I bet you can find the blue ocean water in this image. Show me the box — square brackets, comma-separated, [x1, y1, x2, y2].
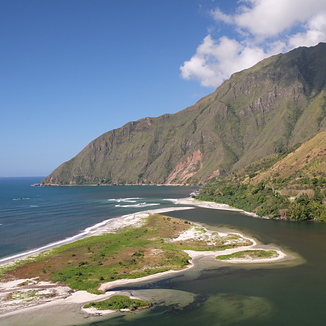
[0, 177, 196, 262]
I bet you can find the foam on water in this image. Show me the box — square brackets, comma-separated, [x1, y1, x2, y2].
[12, 198, 30, 201]
[0, 206, 195, 265]
[0, 177, 197, 264]
[115, 203, 160, 208]
[108, 197, 142, 203]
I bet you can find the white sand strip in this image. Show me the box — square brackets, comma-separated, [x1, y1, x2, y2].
[168, 197, 264, 218]
[89, 206, 195, 236]
[98, 265, 193, 292]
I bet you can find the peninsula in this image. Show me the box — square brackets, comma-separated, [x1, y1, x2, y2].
[0, 200, 294, 325]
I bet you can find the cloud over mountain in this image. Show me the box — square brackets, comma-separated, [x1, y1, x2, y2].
[180, 0, 326, 88]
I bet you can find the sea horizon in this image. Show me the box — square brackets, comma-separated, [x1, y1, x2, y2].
[0, 177, 196, 262]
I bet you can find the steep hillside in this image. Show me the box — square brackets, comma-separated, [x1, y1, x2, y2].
[197, 130, 326, 221]
[252, 130, 326, 185]
[43, 43, 326, 185]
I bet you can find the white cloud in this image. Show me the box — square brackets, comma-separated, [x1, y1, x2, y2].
[180, 36, 268, 87]
[233, 0, 325, 37]
[289, 12, 326, 47]
[181, 0, 326, 88]
[211, 8, 234, 24]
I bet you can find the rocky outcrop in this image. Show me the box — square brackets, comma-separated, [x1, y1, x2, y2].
[165, 150, 203, 184]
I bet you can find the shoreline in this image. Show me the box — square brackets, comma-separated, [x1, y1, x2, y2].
[0, 197, 293, 322]
[39, 183, 195, 186]
[0, 196, 260, 266]
[0, 206, 195, 266]
[167, 197, 263, 218]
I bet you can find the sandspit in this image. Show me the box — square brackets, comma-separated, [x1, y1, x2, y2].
[167, 197, 262, 218]
[0, 199, 292, 324]
[0, 206, 195, 267]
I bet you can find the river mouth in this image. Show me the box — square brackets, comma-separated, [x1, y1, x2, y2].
[0, 215, 304, 326]
[1, 181, 326, 326]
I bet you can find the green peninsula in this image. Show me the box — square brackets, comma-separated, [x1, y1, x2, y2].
[1, 214, 253, 294]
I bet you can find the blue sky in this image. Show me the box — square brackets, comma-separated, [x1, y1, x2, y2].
[1, 0, 326, 177]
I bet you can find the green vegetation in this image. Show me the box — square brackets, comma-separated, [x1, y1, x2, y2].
[197, 180, 290, 218]
[1, 215, 190, 293]
[197, 129, 326, 223]
[1, 214, 251, 293]
[216, 250, 278, 260]
[287, 194, 326, 221]
[42, 43, 326, 186]
[4, 289, 56, 302]
[84, 295, 151, 311]
[198, 176, 326, 222]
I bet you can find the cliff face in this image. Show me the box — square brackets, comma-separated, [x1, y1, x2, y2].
[43, 43, 326, 185]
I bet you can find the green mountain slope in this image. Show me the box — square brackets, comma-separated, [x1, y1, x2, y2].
[43, 43, 326, 185]
[251, 130, 326, 185]
[197, 130, 326, 221]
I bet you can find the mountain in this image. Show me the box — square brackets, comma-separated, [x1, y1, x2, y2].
[251, 130, 326, 187]
[196, 129, 326, 221]
[42, 43, 326, 186]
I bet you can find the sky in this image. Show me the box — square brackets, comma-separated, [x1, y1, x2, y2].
[1, 0, 326, 177]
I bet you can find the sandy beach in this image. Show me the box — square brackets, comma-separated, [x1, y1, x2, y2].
[0, 198, 292, 325]
[167, 197, 262, 217]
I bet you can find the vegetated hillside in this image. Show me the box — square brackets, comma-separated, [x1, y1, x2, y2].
[251, 130, 326, 187]
[197, 130, 326, 222]
[43, 43, 326, 186]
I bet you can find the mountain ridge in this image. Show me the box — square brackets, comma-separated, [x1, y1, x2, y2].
[42, 43, 326, 186]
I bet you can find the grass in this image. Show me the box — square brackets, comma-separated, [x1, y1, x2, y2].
[84, 295, 151, 311]
[196, 128, 326, 222]
[0, 214, 253, 293]
[216, 250, 278, 260]
[1, 215, 188, 293]
[4, 289, 56, 302]
[0, 214, 251, 293]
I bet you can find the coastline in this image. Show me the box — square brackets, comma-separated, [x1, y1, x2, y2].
[0, 197, 293, 324]
[167, 197, 262, 218]
[0, 196, 256, 267]
[0, 206, 195, 266]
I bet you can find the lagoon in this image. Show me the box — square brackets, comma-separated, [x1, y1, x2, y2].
[76, 207, 326, 326]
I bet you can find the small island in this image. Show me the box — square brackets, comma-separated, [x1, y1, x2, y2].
[82, 295, 151, 315]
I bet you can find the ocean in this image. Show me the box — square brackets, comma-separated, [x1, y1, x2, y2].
[0, 177, 196, 262]
[1, 177, 326, 326]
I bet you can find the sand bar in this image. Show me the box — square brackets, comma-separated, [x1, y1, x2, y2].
[0, 199, 292, 323]
[167, 197, 263, 218]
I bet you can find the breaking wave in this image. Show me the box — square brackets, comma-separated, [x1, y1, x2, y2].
[108, 197, 142, 203]
[115, 203, 160, 208]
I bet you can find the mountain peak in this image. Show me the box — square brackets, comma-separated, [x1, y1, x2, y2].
[42, 44, 326, 185]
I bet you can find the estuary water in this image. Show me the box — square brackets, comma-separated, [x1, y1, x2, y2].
[82, 208, 326, 326]
[1, 177, 326, 325]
